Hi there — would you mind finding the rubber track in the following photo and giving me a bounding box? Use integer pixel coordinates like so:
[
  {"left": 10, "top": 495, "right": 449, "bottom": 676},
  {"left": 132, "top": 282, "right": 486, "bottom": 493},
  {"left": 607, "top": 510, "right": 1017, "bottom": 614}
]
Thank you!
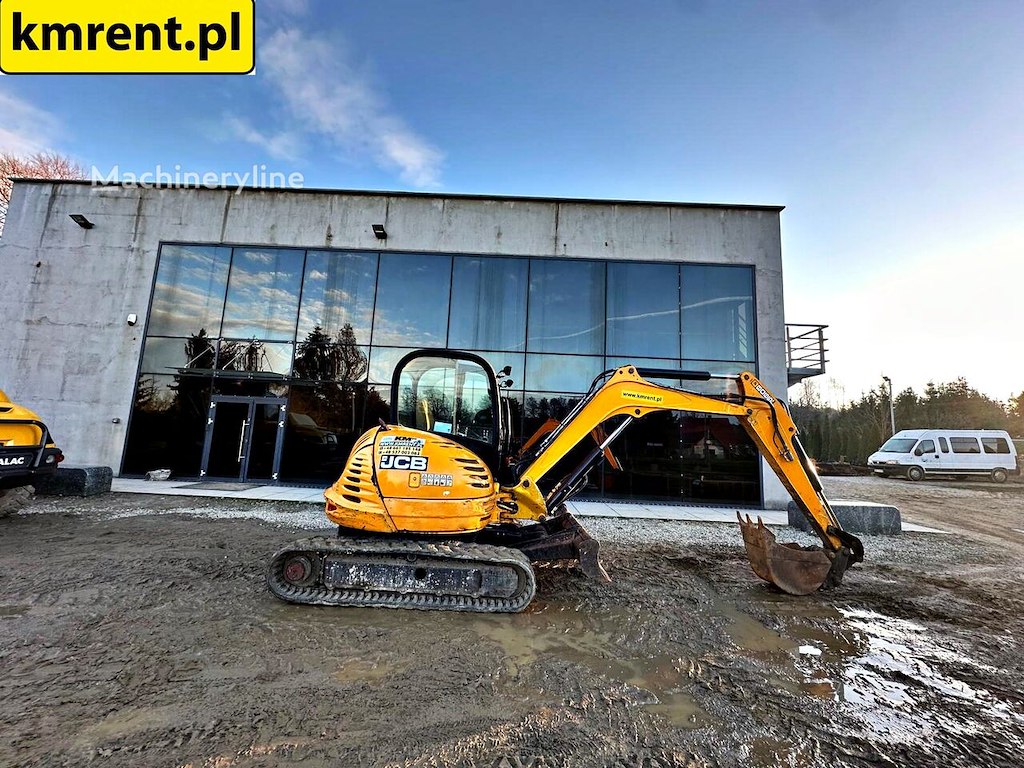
[{"left": 267, "top": 537, "right": 537, "bottom": 613}]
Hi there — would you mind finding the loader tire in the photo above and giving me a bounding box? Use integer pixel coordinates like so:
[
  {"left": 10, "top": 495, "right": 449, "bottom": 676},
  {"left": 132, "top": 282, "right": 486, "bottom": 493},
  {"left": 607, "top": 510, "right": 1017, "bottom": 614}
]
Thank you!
[{"left": 0, "top": 486, "right": 34, "bottom": 517}]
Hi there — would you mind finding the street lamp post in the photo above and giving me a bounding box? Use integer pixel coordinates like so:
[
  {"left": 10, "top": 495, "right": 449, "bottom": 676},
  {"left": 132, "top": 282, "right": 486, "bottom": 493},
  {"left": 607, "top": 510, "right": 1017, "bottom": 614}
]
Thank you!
[{"left": 882, "top": 376, "right": 896, "bottom": 436}]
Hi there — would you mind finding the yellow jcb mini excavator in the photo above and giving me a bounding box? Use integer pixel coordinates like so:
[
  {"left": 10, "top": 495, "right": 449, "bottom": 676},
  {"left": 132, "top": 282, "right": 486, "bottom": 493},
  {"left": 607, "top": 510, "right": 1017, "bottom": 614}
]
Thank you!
[
  {"left": 268, "top": 350, "right": 864, "bottom": 612},
  {"left": 0, "top": 389, "right": 63, "bottom": 515}
]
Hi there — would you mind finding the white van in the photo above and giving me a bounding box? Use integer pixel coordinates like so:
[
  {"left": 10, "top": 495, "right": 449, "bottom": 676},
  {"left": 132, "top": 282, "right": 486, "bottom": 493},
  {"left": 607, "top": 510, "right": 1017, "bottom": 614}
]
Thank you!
[{"left": 868, "top": 429, "right": 1019, "bottom": 483}]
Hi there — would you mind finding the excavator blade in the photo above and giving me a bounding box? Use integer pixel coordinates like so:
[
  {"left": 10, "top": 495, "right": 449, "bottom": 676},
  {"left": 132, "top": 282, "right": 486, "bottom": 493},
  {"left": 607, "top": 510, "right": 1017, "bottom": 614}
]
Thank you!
[
  {"left": 736, "top": 513, "right": 836, "bottom": 596},
  {"left": 477, "top": 510, "right": 611, "bottom": 583}
]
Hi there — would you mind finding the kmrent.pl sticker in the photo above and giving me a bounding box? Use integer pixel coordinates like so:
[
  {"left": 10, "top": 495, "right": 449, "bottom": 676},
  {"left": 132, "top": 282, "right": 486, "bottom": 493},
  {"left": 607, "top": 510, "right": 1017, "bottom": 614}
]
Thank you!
[{"left": 0, "top": 0, "right": 254, "bottom": 74}]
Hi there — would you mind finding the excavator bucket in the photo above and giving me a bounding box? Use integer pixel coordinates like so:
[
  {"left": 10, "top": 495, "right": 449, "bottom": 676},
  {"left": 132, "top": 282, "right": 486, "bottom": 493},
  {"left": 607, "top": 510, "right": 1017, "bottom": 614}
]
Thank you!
[{"left": 737, "top": 513, "right": 836, "bottom": 596}]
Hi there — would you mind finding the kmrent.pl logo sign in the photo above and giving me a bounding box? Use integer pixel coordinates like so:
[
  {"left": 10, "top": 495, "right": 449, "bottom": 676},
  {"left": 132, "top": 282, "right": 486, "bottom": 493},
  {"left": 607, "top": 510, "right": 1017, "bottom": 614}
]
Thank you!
[{"left": 0, "top": 0, "right": 254, "bottom": 74}]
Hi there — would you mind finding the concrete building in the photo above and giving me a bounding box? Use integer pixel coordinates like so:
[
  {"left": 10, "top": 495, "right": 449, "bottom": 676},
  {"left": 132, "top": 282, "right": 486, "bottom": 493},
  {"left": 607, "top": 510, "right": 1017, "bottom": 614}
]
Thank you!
[{"left": 0, "top": 180, "right": 815, "bottom": 508}]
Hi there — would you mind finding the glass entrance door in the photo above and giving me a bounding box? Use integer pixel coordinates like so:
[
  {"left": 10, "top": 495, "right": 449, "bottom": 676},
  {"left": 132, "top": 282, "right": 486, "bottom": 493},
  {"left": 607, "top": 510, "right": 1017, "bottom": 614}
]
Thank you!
[{"left": 200, "top": 396, "right": 287, "bottom": 482}]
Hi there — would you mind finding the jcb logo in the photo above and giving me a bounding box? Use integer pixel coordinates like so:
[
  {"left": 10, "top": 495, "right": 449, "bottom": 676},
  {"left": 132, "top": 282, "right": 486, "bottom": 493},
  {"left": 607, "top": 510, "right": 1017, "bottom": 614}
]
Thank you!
[{"left": 379, "top": 455, "right": 427, "bottom": 471}]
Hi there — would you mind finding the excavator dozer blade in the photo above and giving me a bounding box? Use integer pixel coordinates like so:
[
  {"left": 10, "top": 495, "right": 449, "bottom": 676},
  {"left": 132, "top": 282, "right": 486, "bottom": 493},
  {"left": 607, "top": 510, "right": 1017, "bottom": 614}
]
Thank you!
[{"left": 737, "top": 513, "right": 836, "bottom": 596}]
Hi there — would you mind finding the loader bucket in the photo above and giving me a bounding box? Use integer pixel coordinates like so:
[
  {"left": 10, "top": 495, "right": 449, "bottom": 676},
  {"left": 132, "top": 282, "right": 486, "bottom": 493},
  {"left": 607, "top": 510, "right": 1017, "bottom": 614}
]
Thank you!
[{"left": 737, "top": 513, "right": 839, "bottom": 596}]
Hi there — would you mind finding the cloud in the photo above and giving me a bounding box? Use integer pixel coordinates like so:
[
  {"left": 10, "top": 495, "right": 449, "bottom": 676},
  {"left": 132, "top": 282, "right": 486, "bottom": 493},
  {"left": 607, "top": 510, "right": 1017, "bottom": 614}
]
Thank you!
[
  {"left": 257, "top": 27, "right": 444, "bottom": 188},
  {"left": 261, "top": 0, "right": 310, "bottom": 23},
  {"left": 242, "top": 250, "right": 278, "bottom": 265},
  {"left": 223, "top": 115, "right": 303, "bottom": 161},
  {"left": 0, "top": 90, "right": 61, "bottom": 155}
]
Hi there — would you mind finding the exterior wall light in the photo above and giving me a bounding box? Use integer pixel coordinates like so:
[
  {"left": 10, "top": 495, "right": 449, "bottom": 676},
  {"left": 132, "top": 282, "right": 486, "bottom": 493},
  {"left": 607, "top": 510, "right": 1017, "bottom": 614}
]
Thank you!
[
  {"left": 69, "top": 214, "right": 94, "bottom": 229},
  {"left": 372, "top": 224, "right": 387, "bottom": 240}
]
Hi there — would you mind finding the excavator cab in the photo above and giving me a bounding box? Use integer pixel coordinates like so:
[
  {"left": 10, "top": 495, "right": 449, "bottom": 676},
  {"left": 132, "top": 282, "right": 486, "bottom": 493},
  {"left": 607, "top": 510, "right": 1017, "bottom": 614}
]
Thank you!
[{"left": 391, "top": 350, "right": 507, "bottom": 477}]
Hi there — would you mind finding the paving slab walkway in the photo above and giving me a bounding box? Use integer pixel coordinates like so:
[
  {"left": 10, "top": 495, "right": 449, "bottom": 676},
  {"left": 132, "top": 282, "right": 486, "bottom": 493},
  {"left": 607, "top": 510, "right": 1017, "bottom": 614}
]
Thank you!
[{"left": 110, "top": 478, "right": 945, "bottom": 533}]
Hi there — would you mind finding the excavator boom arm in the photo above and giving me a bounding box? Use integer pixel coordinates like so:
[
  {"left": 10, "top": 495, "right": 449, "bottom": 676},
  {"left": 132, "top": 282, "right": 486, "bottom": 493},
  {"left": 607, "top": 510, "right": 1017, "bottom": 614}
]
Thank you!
[{"left": 505, "top": 366, "right": 861, "bottom": 563}]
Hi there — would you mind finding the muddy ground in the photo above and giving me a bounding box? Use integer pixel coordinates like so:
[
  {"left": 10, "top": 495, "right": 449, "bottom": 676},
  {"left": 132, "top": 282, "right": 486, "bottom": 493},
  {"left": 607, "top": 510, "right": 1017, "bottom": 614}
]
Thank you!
[{"left": 1, "top": 476, "right": 1023, "bottom": 767}]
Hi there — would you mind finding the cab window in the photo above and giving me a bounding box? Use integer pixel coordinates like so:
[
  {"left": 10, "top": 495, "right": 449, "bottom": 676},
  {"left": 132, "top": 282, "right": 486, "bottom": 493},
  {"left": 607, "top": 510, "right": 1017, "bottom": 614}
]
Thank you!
[
  {"left": 916, "top": 439, "right": 935, "bottom": 455},
  {"left": 395, "top": 356, "right": 495, "bottom": 443}
]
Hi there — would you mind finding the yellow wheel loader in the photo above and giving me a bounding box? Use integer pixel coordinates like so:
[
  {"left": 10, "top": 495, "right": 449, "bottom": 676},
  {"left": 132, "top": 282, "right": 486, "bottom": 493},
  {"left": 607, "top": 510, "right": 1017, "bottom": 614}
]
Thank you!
[
  {"left": 268, "top": 350, "right": 864, "bottom": 612},
  {"left": 0, "top": 389, "right": 63, "bottom": 515}
]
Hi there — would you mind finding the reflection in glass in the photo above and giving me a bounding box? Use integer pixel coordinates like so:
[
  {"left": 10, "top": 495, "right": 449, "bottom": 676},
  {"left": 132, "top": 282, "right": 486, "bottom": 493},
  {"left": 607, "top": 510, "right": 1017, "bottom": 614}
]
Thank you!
[
  {"left": 292, "top": 336, "right": 369, "bottom": 382},
  {"left": 521, "top": 391, "right": 598, "bottom": 495},
  {"left": 280, "top": 383, "right": 388, "bottom": 482},
  {"left": 681, "top": 265, "right": 754, "bottom": 362},
  {"left": 247, "top": 401, "right": 285, "bottom": 480},
  {"left": 604, "top": 357, "right": 684, "bottom": 376},
  {"left": 468, "top": 351, "right": 526, "bottom": 392},
  {"left": 222, "top": 248, "right": 305, "bottom": 340},
  {"left": 122, "top": 374, "right": 210, "bottom": 477},
  {"left": 213, "top": 379, "right": 289, "bottom": 398},
  {"left": 525, "top": 354, "right": 604, "bottom": 393},
  {"left": 670, "top": 359, "right": 751, "bottom": 396},
  {"left": 449, "top": 257, "right": 528, "bottom": 351},
  {"left": 523, "top": 392, "right": 583, "bottom": 424},
  {"left": 528, "top": 260, "right": 605, "bottom": 354},
  {"left": 368, "top": 346, "right": 418, "bottom": 385},
  {"left": 205, "top": 401, "right": 251, "bottom": 479},
  {"left": 141, "top": 337, "right": 202, "bottom": 375},
  {"left": 132, "top": 243, "right": 762, "bottom": 502},
  {"left": 215, "top": 339, "right": 294, "bottom": 377},
  {"left": 148, "top": 245, "right": 232, "bottom": 337},
  {"left": 298, "top": 251, "right": 378, "bottom": 344},
  {"left": 607, "top": 263, "right": 680, "bottom": 358},
  {"left": 602, "top": 410, "right": 685, "bottom": 500},
  {"left": 372, "top": 253, "right": 452, "bottom": 346},
  {"left": 501, "top": 391, "right": 525, "bottom": 450},
  {"left": 676, "top": 415, "right": 760, "bottom": 504}
]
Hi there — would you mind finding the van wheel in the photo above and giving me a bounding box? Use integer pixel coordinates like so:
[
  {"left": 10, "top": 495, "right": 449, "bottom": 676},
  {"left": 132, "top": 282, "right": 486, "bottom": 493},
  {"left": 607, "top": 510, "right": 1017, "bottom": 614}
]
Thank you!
[
  {"left": 992, "top": 468, "right": 1008, "bottom": 484},
  {"left": 907, "top": 466, "right": 925, "bottom": 481}
]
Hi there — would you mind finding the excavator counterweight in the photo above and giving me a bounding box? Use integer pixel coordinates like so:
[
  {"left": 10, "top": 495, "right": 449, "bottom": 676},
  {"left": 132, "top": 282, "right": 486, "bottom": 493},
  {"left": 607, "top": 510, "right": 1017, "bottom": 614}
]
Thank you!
[{"left": 268, "top": 350, "right": 863, "bottom": 611}]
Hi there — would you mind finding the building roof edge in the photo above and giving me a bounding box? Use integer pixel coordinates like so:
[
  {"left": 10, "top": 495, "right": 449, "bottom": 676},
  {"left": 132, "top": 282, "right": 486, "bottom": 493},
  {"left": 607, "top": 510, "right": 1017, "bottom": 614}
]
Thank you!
[{"left": 9, "top": 178, "right": 786, "bottom": 212}]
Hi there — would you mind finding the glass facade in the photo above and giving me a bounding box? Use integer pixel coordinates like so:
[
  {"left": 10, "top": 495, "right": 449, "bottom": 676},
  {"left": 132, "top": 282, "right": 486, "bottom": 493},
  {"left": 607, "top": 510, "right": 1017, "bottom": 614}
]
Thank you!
[{"left": 125, "top": 244, "right": 760, "bottom": 503}]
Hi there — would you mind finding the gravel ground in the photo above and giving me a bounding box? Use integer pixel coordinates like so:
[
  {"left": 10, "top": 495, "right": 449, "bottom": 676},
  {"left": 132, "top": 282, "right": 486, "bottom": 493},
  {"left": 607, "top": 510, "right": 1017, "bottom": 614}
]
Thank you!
[{"left": 1, "top": 475, "right": 1022, "bottom": 767}]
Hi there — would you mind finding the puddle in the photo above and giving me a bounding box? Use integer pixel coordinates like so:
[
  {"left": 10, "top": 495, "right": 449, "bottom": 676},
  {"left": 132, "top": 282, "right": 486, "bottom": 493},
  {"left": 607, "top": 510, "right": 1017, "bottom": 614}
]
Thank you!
[
  {"left": 333, "top": 657, "right": 395, "bottom": 684},
  {"left": 75, "top": 704, "right": 182, "bottom": 744},
  {"left": 265, "top": 588, "right": 1024, "bottom": 747},
  {"left": 0, "top": 605, "right": 30, "bottom": 618},
  {"left": 747, "top": 736, "right": 817, "bottom": 768},
  {"left": 761, "top": 604, "right": 1024, "bottom": 746},
  {"left": 678, "top": 594, "right": 1024, "bottom": 748},
  {"left": 469, "top": 602, "right": 708, "bottom": 728}
]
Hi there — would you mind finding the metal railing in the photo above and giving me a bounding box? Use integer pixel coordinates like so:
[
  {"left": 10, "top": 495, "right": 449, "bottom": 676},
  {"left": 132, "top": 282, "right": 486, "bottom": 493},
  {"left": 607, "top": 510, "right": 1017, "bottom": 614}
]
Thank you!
[{"left": 786, "top": 324, "right": 827, "bottom": 385}]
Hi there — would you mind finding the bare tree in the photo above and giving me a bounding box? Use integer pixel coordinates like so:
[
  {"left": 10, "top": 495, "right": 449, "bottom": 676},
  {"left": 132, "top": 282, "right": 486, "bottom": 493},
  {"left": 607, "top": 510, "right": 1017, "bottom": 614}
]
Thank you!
[{"left": 0, "top": 151, "right": 86, "bottom": 235}]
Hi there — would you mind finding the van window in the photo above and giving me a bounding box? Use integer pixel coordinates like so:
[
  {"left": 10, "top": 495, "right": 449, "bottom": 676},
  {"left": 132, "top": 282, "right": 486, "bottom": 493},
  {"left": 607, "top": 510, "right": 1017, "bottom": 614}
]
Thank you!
[
  {"left": 981, "top": 437, "right": 1011, "bottom": 454},
  {"left": 950, "top": 437, "right": 981, "bottom": 454},
  {"left": 880, "top": 438, "right": 917, "bottom": 453},
  {"left": 917, "top": 439, "right": 935, "bottom": 454},
  {"left": 938, "top": 437, "right": 949, "bottom": 453}
]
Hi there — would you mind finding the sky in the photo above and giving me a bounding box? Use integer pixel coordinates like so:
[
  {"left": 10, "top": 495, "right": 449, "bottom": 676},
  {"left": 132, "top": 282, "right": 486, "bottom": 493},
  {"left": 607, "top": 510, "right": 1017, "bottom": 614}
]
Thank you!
[{"left": 2, "top": 0, "right": 1022, "bottom": 404}]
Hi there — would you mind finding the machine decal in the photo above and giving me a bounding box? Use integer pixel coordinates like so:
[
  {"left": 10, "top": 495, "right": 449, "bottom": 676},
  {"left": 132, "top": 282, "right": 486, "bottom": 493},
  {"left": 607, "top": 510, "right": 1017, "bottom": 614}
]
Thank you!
[
  {"left": 751, "top": 381, "right": 776, "bottom": 405},
  {"left": 621, "top": 390, "right": 664, "bottom": 404},
  {"left": 379, "top": 455, "right": 428, "bottom": 471},
  {"left": 378, "top": 436, "right": 426, "bottom": 456},
  {"left": 408, "top": 472, "right": 453, "bottom": 488},
  {"left": 0, "top": 456, "right": 28, "bottom": 466}
]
